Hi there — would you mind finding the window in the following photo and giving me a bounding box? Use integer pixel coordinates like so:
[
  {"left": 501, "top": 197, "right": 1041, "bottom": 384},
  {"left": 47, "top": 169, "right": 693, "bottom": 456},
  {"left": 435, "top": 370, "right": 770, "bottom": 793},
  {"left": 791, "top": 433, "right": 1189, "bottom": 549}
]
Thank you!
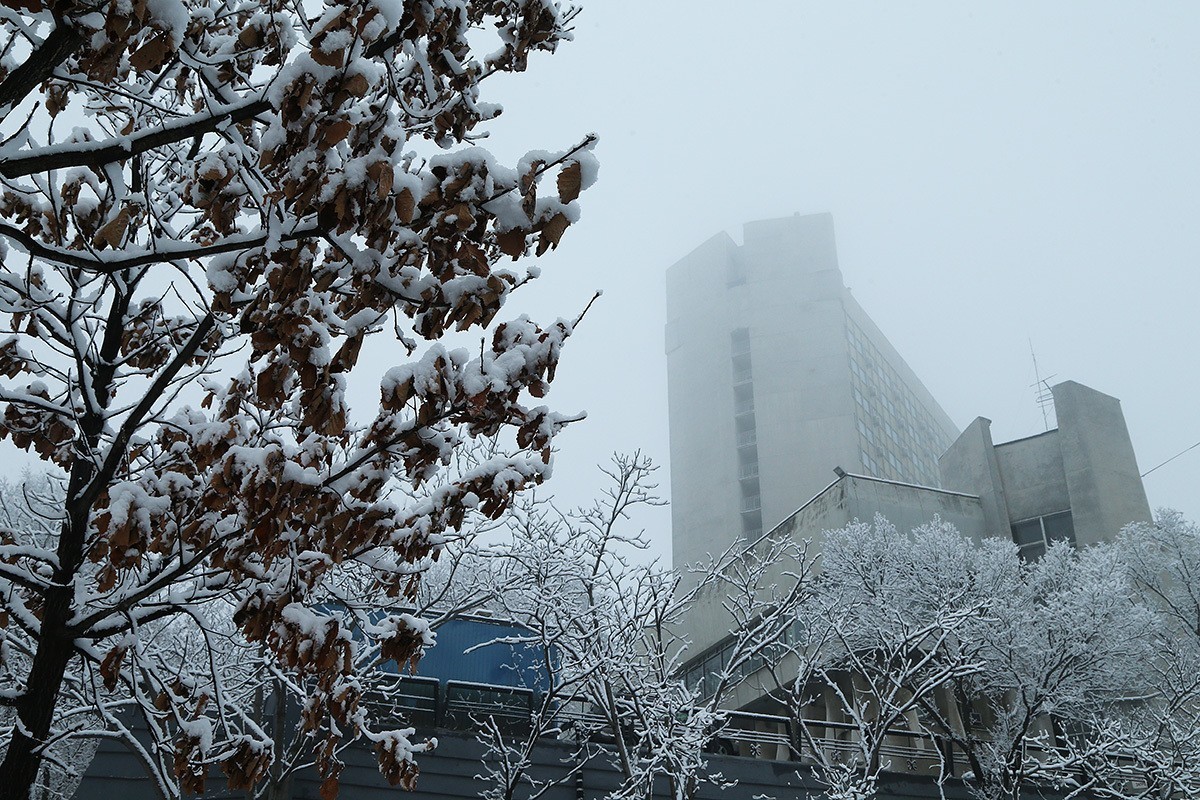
[
  {"left": 1011, "top": 511, "right": 1076, "bottom": 560},
  {"left": 730, "top": 327, "right": 750, "bottom": 355}
]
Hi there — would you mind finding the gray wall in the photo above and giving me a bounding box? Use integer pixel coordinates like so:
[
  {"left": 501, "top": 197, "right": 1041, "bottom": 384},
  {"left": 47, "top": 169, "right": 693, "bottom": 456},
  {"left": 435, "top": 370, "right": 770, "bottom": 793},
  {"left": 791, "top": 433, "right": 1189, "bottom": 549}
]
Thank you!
[
  {"left": 1052, "top": 381, "right": 1152, "bottom": 545},
  {"left": 937, "top": 381, "right": 1152, "bottom": 545},
  {"left": 994, "top": 431, "right": 1070, "bottom": 523},
  {"left": 938, "top": 418, "right": 1010, "bottom": 539},
  {"left": 686, "top": 474, "right": 985, "bottom": 656}
]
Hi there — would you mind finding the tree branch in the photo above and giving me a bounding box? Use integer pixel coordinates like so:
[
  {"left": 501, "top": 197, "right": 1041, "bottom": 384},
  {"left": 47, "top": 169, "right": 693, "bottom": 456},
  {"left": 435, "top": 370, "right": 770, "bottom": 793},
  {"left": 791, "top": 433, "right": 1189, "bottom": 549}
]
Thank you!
[
  {"left": 0, "top": 23, "right": 85, "bottom": 118},
  {"left": 0, "top": 222, "right": 316, "bottom": 273},
  {"left": 0, "top": 96, "right": 270, "bottom": 179}
]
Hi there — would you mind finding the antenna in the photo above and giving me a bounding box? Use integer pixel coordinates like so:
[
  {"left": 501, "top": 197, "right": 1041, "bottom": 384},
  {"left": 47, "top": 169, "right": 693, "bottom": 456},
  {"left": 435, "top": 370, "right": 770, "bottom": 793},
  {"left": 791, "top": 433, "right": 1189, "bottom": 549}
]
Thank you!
[{"left": 1028, "top": 339, "right": 1056, "bottom": 431}]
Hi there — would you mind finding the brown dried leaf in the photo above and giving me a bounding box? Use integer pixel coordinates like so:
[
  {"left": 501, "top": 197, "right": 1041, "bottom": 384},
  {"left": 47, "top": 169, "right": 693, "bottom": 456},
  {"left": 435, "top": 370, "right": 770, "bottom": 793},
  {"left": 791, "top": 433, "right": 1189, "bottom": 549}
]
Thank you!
[
  {"left": 557, "top": 161, "right": 582, "bottom": 203},
  {"left": 323, "top": 120, "right": 353, "bottom": 147},
  {"left": 395, "top": 187, "right": 415, "bottom": 223},
  {"left": 520, "top": 159, "right": 544, "bottom": 196},
  {"left": 100, "top": 645, "right": 127, "bottom": 692},
  {"left": 342, "top": 72, "right": 369, "bottom": 98},
  {"left": 496, "top": 230, "right": 526, "bottom": 259},
  {"left": 45, "top": 85, "right": 68, "bottom": 117},
  {"left": 367, "top": 161, "right": 393, "bottom": 198},
  {"left": 93, "top": 208, "right": 132, "bottom": 250},
  {"left": 311, "top": 46, "right": 345, "bottom": 68},
  {"left": 129, "top": 33, "right": 172, "bottom": 73},
  {"left": 238, "top": 26, "right": 262, "bottom": 49},
  {"left": 536, "top": 213, "right": 569, "bottom": 256}
]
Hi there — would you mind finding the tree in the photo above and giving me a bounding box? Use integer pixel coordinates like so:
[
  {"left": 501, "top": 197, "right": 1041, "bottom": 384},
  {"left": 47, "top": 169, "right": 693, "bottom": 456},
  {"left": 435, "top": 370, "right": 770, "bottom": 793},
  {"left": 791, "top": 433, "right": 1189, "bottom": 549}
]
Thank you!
[
  {"left": 763, "top": 517, "right": 1000, "bottom": 800},
  {"left": 0, "top": 1, "right": 597, "bottom": 797},
  {"left": 477, "top": 453, "right": 815, "bottom": 800},
  {"left": 750, "top": 516, "right": 1160, "bottom": 800},
  {"left": 0, "top": 474, "right": 101, "bottom": 800},
  {"left": 919, "top": 542, "right": 1156, "bottom": 800},
  {"left": 1058, "top": 512, "right": 1200, "bottom": 800}
]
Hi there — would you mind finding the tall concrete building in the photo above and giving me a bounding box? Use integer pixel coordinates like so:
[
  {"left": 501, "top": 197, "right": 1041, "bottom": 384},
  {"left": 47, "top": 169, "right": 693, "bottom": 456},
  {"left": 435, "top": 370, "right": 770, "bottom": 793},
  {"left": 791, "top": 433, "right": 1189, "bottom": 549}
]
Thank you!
[{"left": 665, "top": 213, "right": 959, "bottom": 572}]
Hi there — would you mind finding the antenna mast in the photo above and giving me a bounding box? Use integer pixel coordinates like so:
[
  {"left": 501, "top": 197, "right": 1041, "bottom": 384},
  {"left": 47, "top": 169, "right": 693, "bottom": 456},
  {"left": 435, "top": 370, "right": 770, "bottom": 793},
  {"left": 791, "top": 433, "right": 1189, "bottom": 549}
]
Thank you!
[{"left": 1029, "top": 339, "right": 1056, "bottom": 431}]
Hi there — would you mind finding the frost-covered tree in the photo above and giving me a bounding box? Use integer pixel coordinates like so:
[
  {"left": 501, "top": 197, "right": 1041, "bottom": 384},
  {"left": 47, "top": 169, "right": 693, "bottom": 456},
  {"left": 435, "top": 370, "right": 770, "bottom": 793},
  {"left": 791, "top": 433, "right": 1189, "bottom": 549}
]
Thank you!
[
  {"left": 751, "top": 516, "right": 1161, "bottom": 800},
  {"left": 475, "top": 454, "right": 815, "bottom": 800},
  {"left": 1059, "top": 512, "right": 1200, "bottom": 800},
  {"left": 918, "top": 542, "right": 1157, "bottom": 800},
  {"left": 0, "top": 1, "right": 596, "bottom": 797},
  {"left": 765, "top": 517, "right": 1002, "bottom": 800}
]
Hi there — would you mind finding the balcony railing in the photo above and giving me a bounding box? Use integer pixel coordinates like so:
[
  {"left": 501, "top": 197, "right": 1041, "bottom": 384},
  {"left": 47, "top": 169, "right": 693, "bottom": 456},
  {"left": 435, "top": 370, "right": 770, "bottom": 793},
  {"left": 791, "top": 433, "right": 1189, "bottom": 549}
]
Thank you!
[{"left": 359, "top": 676, "right": 1142, "bottom": 786}]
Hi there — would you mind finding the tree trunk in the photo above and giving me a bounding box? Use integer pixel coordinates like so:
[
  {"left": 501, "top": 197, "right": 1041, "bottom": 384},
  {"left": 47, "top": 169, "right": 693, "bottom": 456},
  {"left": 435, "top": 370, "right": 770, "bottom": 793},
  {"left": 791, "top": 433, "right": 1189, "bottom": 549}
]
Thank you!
[
  {"left": 0, "top": 586, "right": 77, "bottom": 800},
  {"left": 0, "top": 290, "right": 129, "bottom": 799}
]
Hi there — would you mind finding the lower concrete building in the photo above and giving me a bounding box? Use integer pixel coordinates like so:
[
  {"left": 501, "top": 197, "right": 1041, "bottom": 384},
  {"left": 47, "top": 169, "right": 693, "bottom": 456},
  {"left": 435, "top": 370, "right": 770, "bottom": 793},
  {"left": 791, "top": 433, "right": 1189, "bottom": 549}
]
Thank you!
[
  {"left": 938, "top": 380, "right": 1151, "bottom": 558},
  {"left": 683, "top": 378, "right": 1153, "bottom": 681}
]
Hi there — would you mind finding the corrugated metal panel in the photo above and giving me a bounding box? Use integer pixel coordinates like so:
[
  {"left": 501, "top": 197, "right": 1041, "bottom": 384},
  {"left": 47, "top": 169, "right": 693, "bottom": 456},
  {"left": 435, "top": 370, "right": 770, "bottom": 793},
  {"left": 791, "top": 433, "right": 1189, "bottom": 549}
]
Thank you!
[{"left": 410, "top": 617, "right": 550, "bottom": 691}]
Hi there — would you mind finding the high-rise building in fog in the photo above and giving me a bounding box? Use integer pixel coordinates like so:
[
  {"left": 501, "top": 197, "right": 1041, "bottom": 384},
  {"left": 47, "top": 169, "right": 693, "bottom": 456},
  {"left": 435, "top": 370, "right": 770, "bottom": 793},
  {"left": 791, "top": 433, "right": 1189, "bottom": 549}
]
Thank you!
[{"left": 665, "top": 213, "right": 959, "bottom": 571}]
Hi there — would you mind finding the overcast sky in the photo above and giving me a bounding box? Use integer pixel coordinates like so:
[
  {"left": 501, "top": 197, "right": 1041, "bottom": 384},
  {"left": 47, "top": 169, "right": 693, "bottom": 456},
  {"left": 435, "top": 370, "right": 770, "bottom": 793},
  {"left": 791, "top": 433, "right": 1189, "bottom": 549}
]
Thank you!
[
  {"left": 7, "top": 3, "right": 1192, "bottom": 567},
  {"left": 464, "top": 1, "right": 1200, "bottom": 563}
]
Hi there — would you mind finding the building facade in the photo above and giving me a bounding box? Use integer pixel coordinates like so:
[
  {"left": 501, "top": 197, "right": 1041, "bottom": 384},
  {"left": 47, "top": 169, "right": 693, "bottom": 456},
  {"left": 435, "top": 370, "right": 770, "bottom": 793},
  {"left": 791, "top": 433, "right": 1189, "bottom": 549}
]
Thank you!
[
  {"left": 938, "top": 380, "right": 1152, "bottom": 558},
  {"left": 665, "top": 213, "right": 958, "bottom": 574},
  {"left": 683, "top": 378, "right": 1153, "bottom": 681}
]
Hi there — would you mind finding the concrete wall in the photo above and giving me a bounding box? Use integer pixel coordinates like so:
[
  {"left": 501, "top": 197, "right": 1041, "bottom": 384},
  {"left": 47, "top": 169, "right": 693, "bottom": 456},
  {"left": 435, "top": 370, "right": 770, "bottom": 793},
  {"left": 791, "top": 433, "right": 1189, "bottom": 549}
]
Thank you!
[
  {"left": 840, "top": 475, "right": 985, "bottom": 544},
  {"left": 937, "top": 381, "right": 1152, "bottom": 546},
  {"left": 993, "top": 431, "right": 1070, "bottom": 523},
  {"left": 1052, "top": 381, "right": 1152, "bottom": 544},
  {"left": 686, "top": 475, "right": 985, "bottom": 656},
  {"left": 684, "top": 477, "right": 853, "bottom": 655},
  {"left": 665, "top": 231, "right": 743, "bottom": 573},
  {"left": 938, "top": 418, "right": 1010, "bottom": 539}
]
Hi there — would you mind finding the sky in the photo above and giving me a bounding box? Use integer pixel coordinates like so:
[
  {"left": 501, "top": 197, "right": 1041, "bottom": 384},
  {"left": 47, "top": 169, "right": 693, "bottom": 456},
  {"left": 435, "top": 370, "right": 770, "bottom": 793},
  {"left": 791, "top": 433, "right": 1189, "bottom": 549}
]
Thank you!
[
  {"left": 4, "top": 3, "right": 1196, "bottom": 568},
  {"left": 462, "top": 1, "right": 1200, "bottom": 563}
]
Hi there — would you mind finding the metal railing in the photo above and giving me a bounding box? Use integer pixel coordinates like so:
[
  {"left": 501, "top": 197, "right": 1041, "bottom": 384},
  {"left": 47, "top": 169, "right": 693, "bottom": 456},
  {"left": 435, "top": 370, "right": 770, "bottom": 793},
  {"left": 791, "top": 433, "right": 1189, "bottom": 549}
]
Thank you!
[{"left": 361, "top": 677, "right": 1148, "bottom": 789}]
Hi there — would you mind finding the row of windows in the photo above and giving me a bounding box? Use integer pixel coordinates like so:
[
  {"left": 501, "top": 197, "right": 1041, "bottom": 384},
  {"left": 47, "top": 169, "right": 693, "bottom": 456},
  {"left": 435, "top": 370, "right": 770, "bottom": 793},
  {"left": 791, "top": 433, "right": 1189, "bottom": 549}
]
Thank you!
[
  {"left": 846, "top": 319, "right": 951, "bottom": 484},
  {"left": 1011, "top": 511, "right": 1076, "bottom": 560},
  {"left": 731, "top": 329, "right": 762, "bottom": 539},
  {"left": 851, "top": 374, "right": 946, "bottom": 470},
  {"left": 847, "top": 319, "right": 951, "bottom": 449}
]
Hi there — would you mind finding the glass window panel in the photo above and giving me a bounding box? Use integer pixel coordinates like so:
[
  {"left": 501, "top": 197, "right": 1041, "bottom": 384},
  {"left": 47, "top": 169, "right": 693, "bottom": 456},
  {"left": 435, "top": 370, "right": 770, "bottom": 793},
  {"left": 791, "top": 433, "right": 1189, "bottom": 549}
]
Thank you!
[
  {"left": 1019, "top": 541, "right": 1046, "bottom": 562},
  {"left": 1043, "top": 511, "right": 1076, "bottom": 545},
  {"left": 1012, "top": 519, "right": 1044, "bottom": 547}
]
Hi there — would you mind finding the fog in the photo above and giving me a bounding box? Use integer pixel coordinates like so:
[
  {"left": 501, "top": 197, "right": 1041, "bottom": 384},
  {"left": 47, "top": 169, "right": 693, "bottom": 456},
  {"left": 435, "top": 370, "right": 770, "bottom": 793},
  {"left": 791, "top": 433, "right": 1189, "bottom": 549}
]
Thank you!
[
  {"left": 468, "top": 2, "right": 1200, "bottom": 563},
  {"left": 6, "top": 3, "right": 1196, "bottom": 568}
]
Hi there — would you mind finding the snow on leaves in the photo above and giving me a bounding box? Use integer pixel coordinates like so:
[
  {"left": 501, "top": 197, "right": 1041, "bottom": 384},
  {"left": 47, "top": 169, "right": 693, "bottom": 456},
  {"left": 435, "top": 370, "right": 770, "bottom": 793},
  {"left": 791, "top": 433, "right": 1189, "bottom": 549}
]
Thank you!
[{"left": 0, "top": 0, "right": 594, "bottom": 795}]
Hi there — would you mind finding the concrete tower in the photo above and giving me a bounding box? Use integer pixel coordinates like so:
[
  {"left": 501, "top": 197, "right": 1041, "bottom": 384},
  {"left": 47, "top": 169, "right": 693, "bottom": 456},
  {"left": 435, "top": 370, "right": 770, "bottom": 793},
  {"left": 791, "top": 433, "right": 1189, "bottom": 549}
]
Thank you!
[{"left": 665, "top": 213, "right": 959, "bottom": 572}]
